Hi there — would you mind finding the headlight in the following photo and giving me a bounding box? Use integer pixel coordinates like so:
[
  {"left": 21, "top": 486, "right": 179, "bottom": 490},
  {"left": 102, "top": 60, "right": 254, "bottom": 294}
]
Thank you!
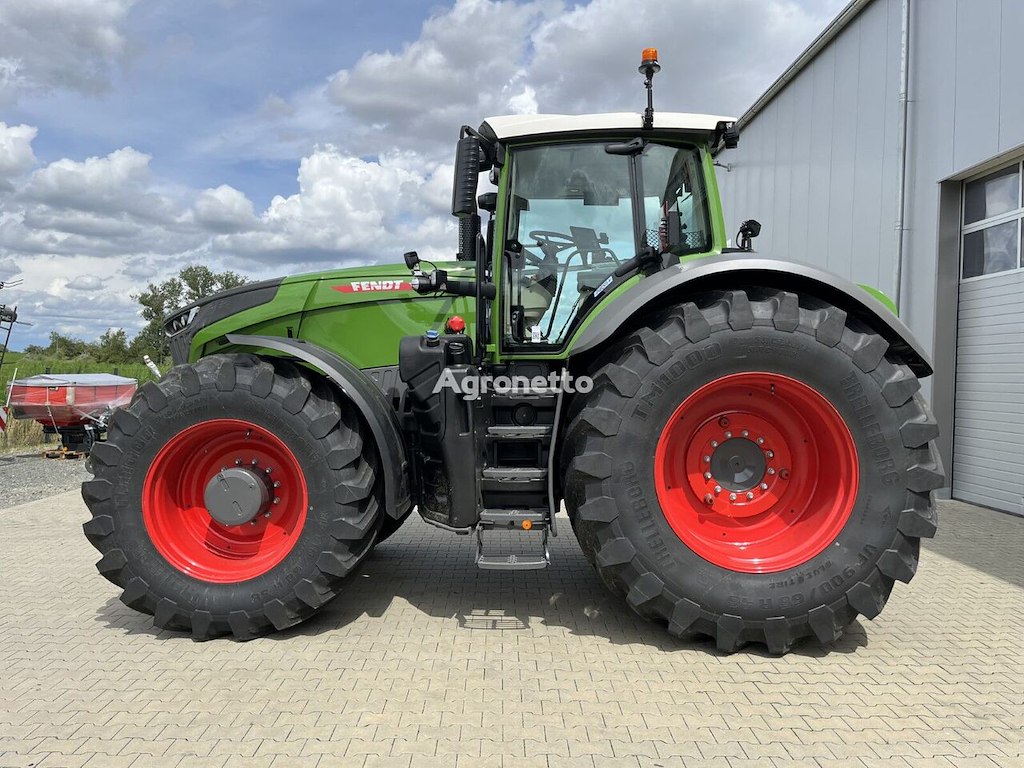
[{"left": 164, "top": 306, "right": 200, "bottom": 337}]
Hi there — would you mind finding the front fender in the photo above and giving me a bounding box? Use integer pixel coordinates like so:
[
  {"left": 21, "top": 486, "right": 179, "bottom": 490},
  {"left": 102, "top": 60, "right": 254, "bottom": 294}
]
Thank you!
[
  {"left": 569, "top": 255, "right": 932, "bottom": 377},
  {"left": 226, "top": 334, "right": 412, "bottom": 519}
]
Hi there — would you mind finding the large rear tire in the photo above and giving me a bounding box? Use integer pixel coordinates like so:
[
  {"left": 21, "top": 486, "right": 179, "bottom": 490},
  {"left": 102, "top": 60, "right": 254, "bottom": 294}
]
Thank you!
[
  {"left": 563, "top": 289, "right": 943, "bottom": 653},
  {"left": 82, "top": 354, "right": 382, "bottom": 640}
]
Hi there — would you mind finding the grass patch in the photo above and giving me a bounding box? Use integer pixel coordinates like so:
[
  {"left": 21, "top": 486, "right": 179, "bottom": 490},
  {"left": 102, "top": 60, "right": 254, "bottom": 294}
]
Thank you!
[{"left": 1, "top": 418, "right": 45, "bottom": 451}]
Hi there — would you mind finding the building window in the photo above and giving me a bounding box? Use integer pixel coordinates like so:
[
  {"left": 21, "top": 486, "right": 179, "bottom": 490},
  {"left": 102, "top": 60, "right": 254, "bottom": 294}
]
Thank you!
[{"left": 961, "top": 160, "right": 1023, "bottom": 279}]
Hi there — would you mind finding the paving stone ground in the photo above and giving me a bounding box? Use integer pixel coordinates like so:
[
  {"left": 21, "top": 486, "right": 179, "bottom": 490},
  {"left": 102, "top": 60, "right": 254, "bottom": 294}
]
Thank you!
[{"left": 1, "top": 492, "right": 1022, "bottom": 768}]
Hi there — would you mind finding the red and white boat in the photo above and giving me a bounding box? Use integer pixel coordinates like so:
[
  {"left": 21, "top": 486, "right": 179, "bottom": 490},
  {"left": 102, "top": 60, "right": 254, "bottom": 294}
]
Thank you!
[{"left": 6, "top": 373, "right": 137, "bottom": 428}]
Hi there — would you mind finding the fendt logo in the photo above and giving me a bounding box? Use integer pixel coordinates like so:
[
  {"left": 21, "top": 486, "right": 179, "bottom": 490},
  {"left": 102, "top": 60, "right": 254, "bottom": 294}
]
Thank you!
[{"left": 332, "top": 280, "right": 413, "bottom": 293}]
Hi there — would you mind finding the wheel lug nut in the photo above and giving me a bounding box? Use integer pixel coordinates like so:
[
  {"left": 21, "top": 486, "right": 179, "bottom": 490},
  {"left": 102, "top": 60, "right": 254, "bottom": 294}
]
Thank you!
[
  {"left": 714, "top": 485, "right": 722, "bottom": 494},
  {"left": 265, "top": 467, "right": 273, "bottom": 474},
  {"left": 760, "top": 482, "right": 768, "bottom": 490},
  {"left": 746, "top": 492, "right": 754, "bottom": 500},
  {"left": 729, "top": 493, "right": 737, "bottom": 502},
  {"left": 273, "top": 481, "right": 281, "bottom": 488},
  {"left": 704, "top": 455, "right": 711, "bottom": 463},
  {"left": 235, "top": 458, "right": 242, "bottom": 466},
  {"left": 768, "top": 468, "right": 776, "bottom": 475},
  {"left": 742, "top": 430, "right": 749, "bottom": 438},
  {"left": 264, "top": 511, "right": 272, "bottom": 518},
  {"left": 766, "top": 450, "right": 774, "bottom": 459},
  {"left": 251, "top": 459, "right": 259, "bottom": 466},
  {"left": 724, "top": 431, "right": 732, "bottom": 439},
  {"left": 757, "top": 437, "right": 765, "bottom": 445},
  {"left": 710, "top": 440, "right": 718, "bottom": 448},
  {"left": 704, "top": 472, "right": 712, "bottom": 480},
  {"left": 273, "top": 497, "right": 281, "bottom": 505}
]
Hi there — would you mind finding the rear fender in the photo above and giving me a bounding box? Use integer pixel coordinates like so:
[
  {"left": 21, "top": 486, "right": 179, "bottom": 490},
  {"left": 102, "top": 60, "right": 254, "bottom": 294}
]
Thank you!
[
  {"left": 226, "top": 334, "right": 412, "bottom": 519},
  {"left": 569, "top": 255, "right": 933, "bottom": 376}
]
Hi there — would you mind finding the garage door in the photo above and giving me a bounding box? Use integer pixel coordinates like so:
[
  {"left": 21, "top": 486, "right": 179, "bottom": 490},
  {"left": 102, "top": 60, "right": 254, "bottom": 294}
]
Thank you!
[{"left": 953, "top": 160, "right": 1024, "bottom": 515}]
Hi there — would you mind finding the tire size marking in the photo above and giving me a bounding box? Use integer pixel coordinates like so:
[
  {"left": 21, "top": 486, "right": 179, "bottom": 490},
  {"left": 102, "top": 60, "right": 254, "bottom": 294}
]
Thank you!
[
  {"left": 768, "top": 561, "right": 832, "bottom": 589},
  {"left": 634, "top": 342, "right": 721, "bottom": 421},
  {"left": 748, "top": 543, "right": 879, "bottom": 609},
  {"left": 621, "top": 461, "right": 673, "bottom": 568},
  {"left": 739, "top": 337, "right": 801, "bottom": 358},
  {"left": 840, "top": 373, "right": 900, "bottom": 485}
]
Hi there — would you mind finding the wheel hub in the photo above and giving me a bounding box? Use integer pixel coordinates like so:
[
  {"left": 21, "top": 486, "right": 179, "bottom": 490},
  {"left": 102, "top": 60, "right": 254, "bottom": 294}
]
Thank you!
[
  {"left": 142, "top": 419, "right": 307, "bottom": 583},
  {"left": 203, "top": 467, "right": 273, "bottom": 526},
  {"left": 654, "top": 372, "right": 859, "bottom": 573},
  {"left": 710, "top": 437, "right": 766, "bottom": 492},
  {"left": 689, "top": 412, "right": 791, "bottom": 519}
]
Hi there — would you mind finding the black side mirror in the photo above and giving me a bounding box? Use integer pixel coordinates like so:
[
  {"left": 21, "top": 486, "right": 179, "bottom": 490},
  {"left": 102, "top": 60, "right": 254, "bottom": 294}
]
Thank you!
[
  {"left": 716, "top": 120, "right": 740, "bottom": 149},
  {"left": 477, "top": 192, "right": 497, "bottom": 214},
  {"left": 737, "top": 219, "right": 762, "bottom": 251}
]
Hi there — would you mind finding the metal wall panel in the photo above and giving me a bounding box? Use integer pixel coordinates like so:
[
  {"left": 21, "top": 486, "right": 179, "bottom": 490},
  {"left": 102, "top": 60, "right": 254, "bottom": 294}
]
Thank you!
[
  {"left": 953, "top": 270, "right": 1024, "bottom": 514},
  {"left": 999, "top": 2, "right": 1024, "bottom": 152},
  {"left": 718, "top": 0, "right": 902, "bottom": 292}
]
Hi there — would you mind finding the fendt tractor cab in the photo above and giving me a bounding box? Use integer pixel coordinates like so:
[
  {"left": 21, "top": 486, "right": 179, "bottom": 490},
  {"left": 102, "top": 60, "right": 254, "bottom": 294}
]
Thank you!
[{"left": 83, "top": 51, "right": 943, "bottom": 653}]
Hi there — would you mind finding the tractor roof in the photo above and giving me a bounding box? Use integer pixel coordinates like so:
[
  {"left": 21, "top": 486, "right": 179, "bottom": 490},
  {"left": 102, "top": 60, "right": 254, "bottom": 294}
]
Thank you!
[{"left": 481, "top": 112, "right": 736, "bottom": 142}]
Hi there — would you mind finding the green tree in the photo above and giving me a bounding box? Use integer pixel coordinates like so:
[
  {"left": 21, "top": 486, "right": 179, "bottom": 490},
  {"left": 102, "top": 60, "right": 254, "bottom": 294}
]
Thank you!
[
  {"left": 133, "top": 265, "right": 248, "bottom": 360},
  {"left": 46, "top": 331, "right": 90, "bottom": 359},
  {"left": 93, "top": 328, "right": 132, "bottom": 364}
]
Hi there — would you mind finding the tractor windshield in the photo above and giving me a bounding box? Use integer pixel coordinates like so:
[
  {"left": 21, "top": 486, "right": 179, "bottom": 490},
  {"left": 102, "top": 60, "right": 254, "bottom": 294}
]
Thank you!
[{"left": 503, "top": 140, "right": 710, "bottom": 347}]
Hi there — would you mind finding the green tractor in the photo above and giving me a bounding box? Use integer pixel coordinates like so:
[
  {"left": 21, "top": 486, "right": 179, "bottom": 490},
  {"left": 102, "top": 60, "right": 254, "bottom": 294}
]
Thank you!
[{"left": 83, "top": 52, "right": 942, "bottom": 653}]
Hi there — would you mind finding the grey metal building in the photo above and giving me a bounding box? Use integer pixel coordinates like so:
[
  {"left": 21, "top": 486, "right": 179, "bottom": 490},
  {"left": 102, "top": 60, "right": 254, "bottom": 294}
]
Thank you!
[{"left": 718, "top": 0, "right": 1024, "bottom": 515}]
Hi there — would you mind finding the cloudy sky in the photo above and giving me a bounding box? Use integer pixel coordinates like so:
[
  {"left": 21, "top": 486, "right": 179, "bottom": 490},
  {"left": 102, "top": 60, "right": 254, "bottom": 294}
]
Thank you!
[{"left": 0, "top": 0, "right": 845, "bottom": 348}]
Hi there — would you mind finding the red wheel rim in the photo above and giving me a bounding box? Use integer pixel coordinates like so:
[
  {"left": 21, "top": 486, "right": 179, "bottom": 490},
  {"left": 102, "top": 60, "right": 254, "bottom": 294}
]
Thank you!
[
  {"left": 142, "top": 419, "right": 307, "bottom": 583},
  {"left": 654, "top": 372, "right": 858, "bottom": 573}
]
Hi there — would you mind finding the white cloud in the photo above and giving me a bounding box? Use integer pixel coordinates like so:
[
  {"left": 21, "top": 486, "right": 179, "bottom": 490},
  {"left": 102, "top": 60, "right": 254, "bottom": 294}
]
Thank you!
[
  {"left": 0, "top": 122, "right": 37, "bottom": 184},
  {"left": 213, "top": 148, "right": 461, "bottom": 264},
  {"left": 194, "top": 185, "right": 257, "bottom": 233},
  {"left": 326, "top": 0, "right": 549, "bottom": 154},
  {"left": 0, "top": 0, "right": 138, "bottom": 103},
  {"left": 24, "top": 147, "right": 158, "bottom": 215},
  {"left": 66, "top": 275, "right": 106, "bottom": 292},
  {"left": 2, "top": 147, "right": 208, "bottom": 262},
  {"left": 0, "top": 256, "right": 20, "bottom": 280},
  {"left": 316, "top": 0, "right": 840, "bottom": 154},
  {"left": 526, "top": 0, "right": 832, "bottom": 115},
  {"left": 4, "top": 279, "right": 143, "bottom": 340}
]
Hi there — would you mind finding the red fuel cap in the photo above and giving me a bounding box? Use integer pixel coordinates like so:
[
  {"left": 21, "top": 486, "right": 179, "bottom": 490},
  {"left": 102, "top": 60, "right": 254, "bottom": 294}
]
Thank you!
[{"left": 445, "top": 315, "right": 466, "bottom": 334}]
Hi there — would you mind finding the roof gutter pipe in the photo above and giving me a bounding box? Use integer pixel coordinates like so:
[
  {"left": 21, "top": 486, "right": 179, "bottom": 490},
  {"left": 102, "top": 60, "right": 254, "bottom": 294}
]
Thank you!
[{"left": 893, "top": 0, "right": 912, "bottom": 314}]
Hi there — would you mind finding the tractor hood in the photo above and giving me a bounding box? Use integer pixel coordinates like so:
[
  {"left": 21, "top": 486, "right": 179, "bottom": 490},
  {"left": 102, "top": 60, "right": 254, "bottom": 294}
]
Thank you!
[{"left": 165, "top": 260, "right": 475, "bottom": 368}]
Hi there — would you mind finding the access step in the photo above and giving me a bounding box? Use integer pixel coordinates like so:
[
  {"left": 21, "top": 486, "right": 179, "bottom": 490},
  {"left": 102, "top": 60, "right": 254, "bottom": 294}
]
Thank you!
[
  {"left": 486, "top": 425, "right": 552, "bottom": 439},
  {"left": 481, "top": 467, "right": 547, "bottom": 481},
  {"left": 480, "top": 466, "right": 548, "bottom": 493},
  {"left": 491, "top": 386, "right": 559, "bottom": 405},
  {"left": 476, "top": 553, "right": 549, "bottom": 570},
  {"left": 475, "top": 508, "right": 551, "bottom": 571},
  {"left": 479, "top": 508, "right": 549, "bottom": 529}
]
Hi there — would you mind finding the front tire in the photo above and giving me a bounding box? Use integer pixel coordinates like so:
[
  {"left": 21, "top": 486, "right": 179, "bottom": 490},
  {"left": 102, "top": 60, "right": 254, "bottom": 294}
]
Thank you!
[
  {"left": 82, "top": 354, "right": 382, "bottom": 640},
  {"left": 563, "top": 289, "right": 943, "bottom": 653}
]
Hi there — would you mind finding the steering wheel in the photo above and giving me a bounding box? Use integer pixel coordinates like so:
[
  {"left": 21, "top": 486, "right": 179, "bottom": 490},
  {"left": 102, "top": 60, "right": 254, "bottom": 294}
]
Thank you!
[{"left": 528, "top": 230, "right": 577, "bottom": 263}]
